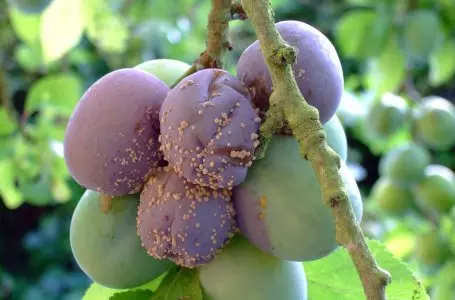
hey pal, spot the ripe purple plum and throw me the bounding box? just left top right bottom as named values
left=232, top=124, right=361, bottom=262
left=64, top=68, right=169, bottom=196
left=236, top=20, right=344, bottom=124
left=137, top=166, right=237, bottom=268
left=159, top=68, right=260, bottom=190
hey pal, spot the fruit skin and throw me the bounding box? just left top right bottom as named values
left=414, top=165, right=455, bottom=215
left=322, top=115, right=348, bottom=162
left=134, top=59, right=191, bottom=87
left=414, top=230, right=451, bottom=268
left=378, top=142, right=430, bottom=185
left=199, top=235, right=308, bottom=300
left=370, top=177, right=414, bottom=215
left=64, top=68, right=169, bottom=196
left=236, top=20, right=344, bottom=124
left=7, top=0, right=51, bottom=14
left=159, top=68, right=260, bottom=190
left=412, top=96, right=455, bottom=151
left=364, top=92, right=409, bottom=139
left=70, top=190, right=173, bottom=289
left=232, top=129, right=362, bottom=262
left=137, top=167, right=237, bottom=268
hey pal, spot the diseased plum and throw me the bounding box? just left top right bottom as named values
left=137, top=166, right=237, bottom=268
left=236, top=20, right=344, bottom=124
left=369, top=177, right=414, bottom=215
left=134, top=59, right=191, bottom=87
left=412, top=96, right=455, bottom=151
left=414, top=165, right=455, bottom=215
left=364, top=92, right=410, bottom=139
left=159, top=68, right=260, bottom=190
left=378, top=142, right=430, bottom=185
left=64, top=68, right=169, bottom=196
left=232, top=131, right=362, bottom=262
left=70, top=190, right=174, bottom=289
left=199, top=235, right=308, bottom=300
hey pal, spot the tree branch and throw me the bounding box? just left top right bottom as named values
left=240, top=0, right=392, bottom=299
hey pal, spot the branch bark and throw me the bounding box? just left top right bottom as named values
left=240, top=0, right=392, bottom=299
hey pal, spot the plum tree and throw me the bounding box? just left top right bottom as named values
left=159, top=68, right=260, bottom=190
left=369, top=177, right=414, bottom=215
left=414, top=229, right=452, bottom=268
left=414, top=165, right=455, bottom=215
left=7, top=0, right=51, bottom=14
left=137, top=166, right=237, bottom=268
left=364, top=93, right=410, bottom=139
left=236, top=20, right=344, bottom=124
left=134, top=59, right=191, bottom=87
left=232, top=122, right=361, bottom=262
left=70, top=190, right=174, bottom=289
left=64, top=68, right=169, bottom=196
left=412, top=96, right=455, bottom=151
left=198, top=235, right=308, bottom=300
left=378, top=142, right=430, bottom=185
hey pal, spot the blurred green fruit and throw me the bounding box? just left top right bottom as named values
left=370, top=177, right=414, bottom=215
left=378, top=142, right=430, bottom=185
left=431, top=260, right=455, bottom=300
left=414, top=165, right=455, bottom=215
left=134, top=59, right=191, bottom=87
left=412, top=96, right=455, bottom=151
left=199, top=236, right=308, bottom=300
left=7, top=0, right=51, bottom=14
left=415, top=230, right=451, bottom=267
left=364, top=92, right=409, bottom=139
left=402, top=10, right=444, bottom=61
left=70, top=190, right=173, bottom=289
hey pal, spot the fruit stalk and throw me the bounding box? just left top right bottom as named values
left=240, top=0, right=392, bottom=299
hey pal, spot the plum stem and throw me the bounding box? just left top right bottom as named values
left=240, top=0, right=392, bottom=299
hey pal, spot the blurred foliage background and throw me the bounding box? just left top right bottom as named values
left=1, top=0, right=455, bottom=299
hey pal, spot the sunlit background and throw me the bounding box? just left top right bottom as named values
left=1, top=0, right=455, bottom=299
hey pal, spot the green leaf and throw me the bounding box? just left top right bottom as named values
left=25, top=73, right=82, bottom=114
left=150, top=267, right=203, bottom=300
left=364, top=34, right=406, bottom=94
left=304, top=239, right=429, bottom=300
left=402, top=10, right=444, bottom=61
left=8, top=7, right=41, bottom=46
left=0, top=159, right=24, bottom=209
left=335, top=10, right=391, bottom=59
left=429, top=38, right=455, bottom=87
left=0, top=108, right=17, bottom=135
left=110, top=290, right=154, bottom=300
left=15, top=44, right=43, bottom=71
left=40, top=0, right=85, bottom=63
left=83, top=0, right=129, bottom=53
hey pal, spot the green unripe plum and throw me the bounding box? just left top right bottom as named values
left=414, top=230, right=451, bottom=267
left=70, top=190, right=174, bottom=289
left=7, top=0, right=51, bottom=14
left=370, top=177, right=414, bottom=215
left=378, top=142, right=430, bottom=185
left=431, top=260, right=455, bottom=300
left=322, top=115, right=348, bottom=162
left=414, top=165, right=455, bottom=215
left=412, top=96, right=455, bottom=151
left=364, top=93, right=409, bottom=139
left=134, top=59, right=191, bottom=87
left=232, top=118, right=361, bottom=262
left=199, top=236, right=308, bottom=300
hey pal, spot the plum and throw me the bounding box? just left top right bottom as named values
left=378, top=142, right=430, bottom=185
left=159, top=68, right=260, bottom=190
left=232, top=128, right=362, bottom=262
left=199, top=235, right=308, bottom=300
left=412, top=96, right=455, bottom=151
left=70, top=190, right=174, bottom=289
left=64, top=68, right=169, bottom=196
left=369, top=177, right=414, bottom=215
left=414, top=229, right=451, bottom=268
left=414, top=165, right=455, bottom=215
left=321, top=115, right=347, bottom=162
left=137, top=166, right=237, bottom=268
left=236, top=20, right=344, bottom=124
left=134, top=59, right=191, bottom=87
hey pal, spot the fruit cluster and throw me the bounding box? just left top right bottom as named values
left=65, top=21, right=361, bottom=299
